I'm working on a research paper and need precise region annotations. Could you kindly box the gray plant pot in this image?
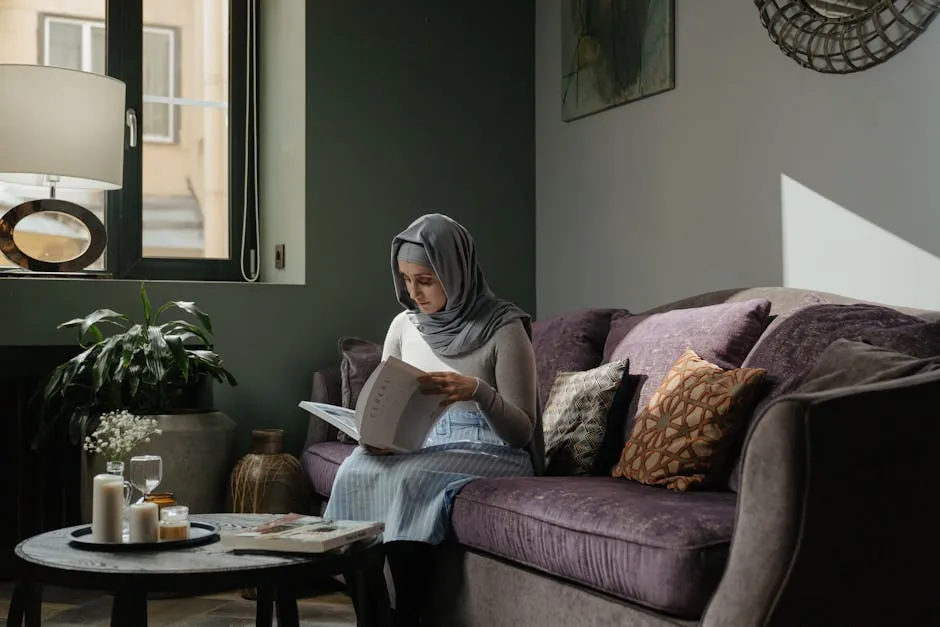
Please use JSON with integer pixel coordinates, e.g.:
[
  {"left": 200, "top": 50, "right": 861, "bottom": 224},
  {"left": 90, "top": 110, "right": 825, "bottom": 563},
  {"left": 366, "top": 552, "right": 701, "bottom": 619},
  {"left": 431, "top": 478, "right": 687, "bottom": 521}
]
[{"left": 81, "top": 411, "right": 236, "bottom": 522}]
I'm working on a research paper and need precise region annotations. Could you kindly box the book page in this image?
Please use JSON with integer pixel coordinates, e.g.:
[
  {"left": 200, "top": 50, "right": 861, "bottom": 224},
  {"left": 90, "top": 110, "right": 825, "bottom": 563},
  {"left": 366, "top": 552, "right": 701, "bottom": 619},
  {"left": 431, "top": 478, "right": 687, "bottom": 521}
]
[
  {"left": 298, "top": 401, "right": 359, "bottom": 441},
  {"left": 393, "top": 392, "right": 446, "bottom": 451},
  {"left": 356, "top": 356, "right": 444, "bottom": 451}
]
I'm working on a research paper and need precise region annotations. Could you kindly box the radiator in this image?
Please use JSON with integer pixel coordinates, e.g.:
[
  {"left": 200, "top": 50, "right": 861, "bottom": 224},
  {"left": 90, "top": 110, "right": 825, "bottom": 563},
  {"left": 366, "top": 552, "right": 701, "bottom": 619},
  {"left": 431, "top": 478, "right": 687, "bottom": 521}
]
[{"left": 0, "top": 346, "right": 82, "bottom": 579}]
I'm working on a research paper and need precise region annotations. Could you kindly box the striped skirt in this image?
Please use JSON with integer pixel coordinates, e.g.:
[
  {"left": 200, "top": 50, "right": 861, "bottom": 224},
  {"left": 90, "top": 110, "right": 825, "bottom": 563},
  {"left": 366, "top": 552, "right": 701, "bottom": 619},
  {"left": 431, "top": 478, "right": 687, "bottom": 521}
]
[{"left": 323, "top": 405, "right": 532, "bottom": 544}]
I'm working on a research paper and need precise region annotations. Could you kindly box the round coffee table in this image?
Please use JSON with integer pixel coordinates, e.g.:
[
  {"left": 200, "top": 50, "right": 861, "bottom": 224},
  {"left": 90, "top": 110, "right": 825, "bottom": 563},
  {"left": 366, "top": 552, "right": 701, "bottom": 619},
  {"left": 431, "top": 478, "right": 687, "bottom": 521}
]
[{"left": 5, "top": 513, "right": 390, "bottom": 627}]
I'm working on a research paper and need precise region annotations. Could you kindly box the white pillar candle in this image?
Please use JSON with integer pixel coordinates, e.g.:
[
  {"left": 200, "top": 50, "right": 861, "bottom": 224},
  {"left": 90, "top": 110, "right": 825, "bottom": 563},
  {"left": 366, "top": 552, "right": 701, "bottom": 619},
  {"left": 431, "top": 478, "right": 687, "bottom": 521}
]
[
  {"left": 91, "top": 473, "right": 125, "bottom": 543},
  {"left": 129, "top": 501, "right": 159, "bottom": 542}
]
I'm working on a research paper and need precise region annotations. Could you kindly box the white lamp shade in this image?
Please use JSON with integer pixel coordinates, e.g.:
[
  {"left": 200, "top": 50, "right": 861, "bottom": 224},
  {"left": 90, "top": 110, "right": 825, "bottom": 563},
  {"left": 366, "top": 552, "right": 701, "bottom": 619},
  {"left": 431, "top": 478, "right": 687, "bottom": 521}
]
[{"left": 0, "top": 64, "right": 126, "bottom": 191}]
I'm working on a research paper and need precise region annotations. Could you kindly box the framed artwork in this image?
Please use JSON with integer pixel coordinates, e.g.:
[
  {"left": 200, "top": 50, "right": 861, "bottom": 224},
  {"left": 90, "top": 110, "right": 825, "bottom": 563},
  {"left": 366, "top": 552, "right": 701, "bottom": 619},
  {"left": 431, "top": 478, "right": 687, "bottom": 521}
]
[{"left": 561, "top": 0, "right": 676, "bottom": 122}]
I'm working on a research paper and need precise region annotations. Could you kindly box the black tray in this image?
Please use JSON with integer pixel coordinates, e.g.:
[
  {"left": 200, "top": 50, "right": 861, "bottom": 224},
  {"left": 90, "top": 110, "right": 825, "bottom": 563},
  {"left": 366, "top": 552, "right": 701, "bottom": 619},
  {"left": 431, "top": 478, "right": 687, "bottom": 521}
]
[{"left": 68, "top": 521, "right": 220, "bottom": 552}]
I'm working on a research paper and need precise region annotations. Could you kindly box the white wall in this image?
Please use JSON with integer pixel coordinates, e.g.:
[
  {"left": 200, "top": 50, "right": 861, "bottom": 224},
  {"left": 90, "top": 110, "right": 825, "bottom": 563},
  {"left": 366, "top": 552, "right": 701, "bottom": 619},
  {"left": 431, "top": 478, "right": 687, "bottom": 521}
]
[
  {"left": 260, "top": 0, "right": 305, "bottom": 284},
  {"left": 536, "top": 1, "right": 940, "bottom": 316},
  {"left": 782, "top": 174, "right": 940, "bottom": 310}
]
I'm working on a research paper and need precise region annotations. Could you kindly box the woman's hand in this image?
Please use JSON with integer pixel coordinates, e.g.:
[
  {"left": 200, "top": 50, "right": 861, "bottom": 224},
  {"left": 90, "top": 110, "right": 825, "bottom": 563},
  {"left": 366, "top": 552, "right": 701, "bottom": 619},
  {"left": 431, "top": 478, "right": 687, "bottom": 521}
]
[{"left": 418, "top": 371, "right": 478, "bottom": 406}]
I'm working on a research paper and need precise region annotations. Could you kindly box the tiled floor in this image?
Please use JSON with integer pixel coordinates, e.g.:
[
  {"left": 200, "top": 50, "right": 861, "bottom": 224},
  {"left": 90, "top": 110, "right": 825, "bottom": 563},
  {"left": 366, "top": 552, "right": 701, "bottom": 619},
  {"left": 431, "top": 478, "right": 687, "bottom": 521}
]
[{"left": 0, "top": 581, "right": 357, "bottom": 626}]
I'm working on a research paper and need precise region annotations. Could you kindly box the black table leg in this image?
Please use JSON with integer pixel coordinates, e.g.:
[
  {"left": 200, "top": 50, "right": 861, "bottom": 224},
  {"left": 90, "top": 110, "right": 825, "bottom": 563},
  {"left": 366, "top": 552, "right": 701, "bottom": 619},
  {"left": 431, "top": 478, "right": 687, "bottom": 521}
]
[
  {"left": 345, "top": 562, "right": 392, "bottom": 627},
  {"left": 24, "top": 581, "right": 41, "bottom": 627},
  {"left": 275, "top": 584, "right": 300, "bottom": 627},
  {"left": 111, "top": 589, "right": 147, "bottom": 626},
  {"left": 255, "top": 583, "right": 275, "bottom": 627},
  {"left": 7, "top": 579, "right": 41, "bottom": 627}
]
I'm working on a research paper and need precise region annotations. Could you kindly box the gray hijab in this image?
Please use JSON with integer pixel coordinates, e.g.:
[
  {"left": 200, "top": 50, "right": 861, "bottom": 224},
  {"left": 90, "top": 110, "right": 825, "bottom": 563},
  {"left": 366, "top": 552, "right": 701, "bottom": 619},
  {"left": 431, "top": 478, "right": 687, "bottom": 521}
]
[{"left": 391, "top": 213, "right": 531, "bottom": 357}]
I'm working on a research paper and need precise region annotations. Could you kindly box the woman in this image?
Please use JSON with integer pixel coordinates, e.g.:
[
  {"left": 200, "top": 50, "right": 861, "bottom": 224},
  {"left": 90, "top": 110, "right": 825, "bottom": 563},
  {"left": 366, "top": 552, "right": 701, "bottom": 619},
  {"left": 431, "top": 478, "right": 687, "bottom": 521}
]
[{"left": 324, "top": 213, "right": 538, "bottom": 626}]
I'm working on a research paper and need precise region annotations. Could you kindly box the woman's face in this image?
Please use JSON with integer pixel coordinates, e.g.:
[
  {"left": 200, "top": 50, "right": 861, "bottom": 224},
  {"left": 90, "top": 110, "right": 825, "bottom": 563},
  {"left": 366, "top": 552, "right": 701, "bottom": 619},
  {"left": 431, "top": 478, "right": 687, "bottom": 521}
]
[{"left": 398, "top": 260, "right": 446, "bottom": 314}]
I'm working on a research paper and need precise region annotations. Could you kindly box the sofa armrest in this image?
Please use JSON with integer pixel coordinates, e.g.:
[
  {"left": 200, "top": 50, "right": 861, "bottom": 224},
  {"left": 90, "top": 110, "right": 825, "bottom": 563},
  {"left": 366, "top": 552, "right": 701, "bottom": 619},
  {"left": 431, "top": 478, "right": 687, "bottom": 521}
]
[
  {"left": 302, "top": 365, "right": 342, "bottom": 451},
  {"left": 702, "top": 369, "right": 940, "bottom": 627}
]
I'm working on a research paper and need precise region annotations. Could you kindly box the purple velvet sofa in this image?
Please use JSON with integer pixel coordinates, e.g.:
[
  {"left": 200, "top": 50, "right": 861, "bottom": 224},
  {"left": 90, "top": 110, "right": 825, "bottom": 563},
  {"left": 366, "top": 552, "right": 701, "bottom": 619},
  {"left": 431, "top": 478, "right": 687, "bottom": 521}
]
[{"left": 301, "top": 287, "right": 940, "bottom": 627}]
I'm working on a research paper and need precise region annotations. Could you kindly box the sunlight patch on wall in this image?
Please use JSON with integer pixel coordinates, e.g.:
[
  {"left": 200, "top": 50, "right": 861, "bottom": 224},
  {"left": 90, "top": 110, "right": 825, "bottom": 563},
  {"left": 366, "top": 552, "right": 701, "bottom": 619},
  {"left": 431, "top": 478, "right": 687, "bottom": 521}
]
[{"left": 781, "top": 174, "right": 940, "bottom": 310}]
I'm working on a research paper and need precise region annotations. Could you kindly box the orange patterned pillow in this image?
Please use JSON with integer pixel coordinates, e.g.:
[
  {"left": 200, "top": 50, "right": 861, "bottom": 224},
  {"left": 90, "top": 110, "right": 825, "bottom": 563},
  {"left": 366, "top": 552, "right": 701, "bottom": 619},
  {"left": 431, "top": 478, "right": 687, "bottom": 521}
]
[{"left": 612, "top": 349, "right": 767, "bottom": 491}]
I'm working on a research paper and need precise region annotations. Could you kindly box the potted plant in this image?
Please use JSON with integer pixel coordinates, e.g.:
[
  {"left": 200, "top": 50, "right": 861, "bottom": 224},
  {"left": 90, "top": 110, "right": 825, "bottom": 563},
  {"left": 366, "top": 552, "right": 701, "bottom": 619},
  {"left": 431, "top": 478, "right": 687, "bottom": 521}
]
[{"left": 39, "top": 283, "right": 239, "bottom": 518}]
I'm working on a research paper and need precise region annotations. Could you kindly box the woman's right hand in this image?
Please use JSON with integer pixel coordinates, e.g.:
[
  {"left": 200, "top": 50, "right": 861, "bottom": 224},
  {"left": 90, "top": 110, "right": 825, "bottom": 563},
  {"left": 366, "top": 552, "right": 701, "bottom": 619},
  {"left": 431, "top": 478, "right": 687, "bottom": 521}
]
[{"left": 363, "top": 444, "right": 396, "bottom": 456}]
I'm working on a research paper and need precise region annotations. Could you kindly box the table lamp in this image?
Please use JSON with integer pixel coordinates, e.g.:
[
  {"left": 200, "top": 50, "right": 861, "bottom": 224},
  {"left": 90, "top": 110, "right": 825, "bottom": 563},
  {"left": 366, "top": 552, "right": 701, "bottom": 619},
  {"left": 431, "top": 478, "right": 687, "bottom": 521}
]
[{"left": 0, "top": 64, "right": 126, "bottom": 272}]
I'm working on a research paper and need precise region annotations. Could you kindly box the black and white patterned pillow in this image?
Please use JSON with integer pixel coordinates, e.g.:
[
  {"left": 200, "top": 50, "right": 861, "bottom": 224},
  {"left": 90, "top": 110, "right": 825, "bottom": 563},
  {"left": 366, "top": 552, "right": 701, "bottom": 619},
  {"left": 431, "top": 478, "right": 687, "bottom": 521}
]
[{"left": 543, "top": 359, "right": 628, "bottom": 476}]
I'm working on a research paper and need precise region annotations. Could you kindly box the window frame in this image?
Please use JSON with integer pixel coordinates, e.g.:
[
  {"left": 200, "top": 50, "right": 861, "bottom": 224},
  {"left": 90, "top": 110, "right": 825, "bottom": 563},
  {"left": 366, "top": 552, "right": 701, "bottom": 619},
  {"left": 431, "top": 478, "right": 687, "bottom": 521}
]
[{"left": 105, "top": 0, "right": 257, "bottom": 282}]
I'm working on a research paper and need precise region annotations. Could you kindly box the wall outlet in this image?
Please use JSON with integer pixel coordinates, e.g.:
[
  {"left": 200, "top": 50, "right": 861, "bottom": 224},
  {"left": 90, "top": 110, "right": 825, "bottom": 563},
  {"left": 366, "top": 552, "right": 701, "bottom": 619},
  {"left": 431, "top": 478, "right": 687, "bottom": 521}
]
[{"left": 274, "top": 244, "right": 285, "bottom": 269}]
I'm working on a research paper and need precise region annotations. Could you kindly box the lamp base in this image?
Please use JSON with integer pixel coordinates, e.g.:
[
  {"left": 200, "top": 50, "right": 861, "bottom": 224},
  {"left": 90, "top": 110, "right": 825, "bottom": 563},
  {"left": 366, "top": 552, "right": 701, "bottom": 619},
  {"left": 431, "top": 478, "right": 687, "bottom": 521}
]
[{"left": 0, "top": 198, "right": 107, "bottom": 272}]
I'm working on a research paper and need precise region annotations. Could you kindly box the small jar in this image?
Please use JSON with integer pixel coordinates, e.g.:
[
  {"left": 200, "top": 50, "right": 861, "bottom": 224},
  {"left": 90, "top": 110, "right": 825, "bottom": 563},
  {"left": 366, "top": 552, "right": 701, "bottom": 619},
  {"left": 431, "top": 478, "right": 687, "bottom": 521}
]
[
  {"left": 159, "top": 505, "right": 190, "bottom": 541},
  {"left": 144, "top": 492, "right": 176, "bottom": 511}
]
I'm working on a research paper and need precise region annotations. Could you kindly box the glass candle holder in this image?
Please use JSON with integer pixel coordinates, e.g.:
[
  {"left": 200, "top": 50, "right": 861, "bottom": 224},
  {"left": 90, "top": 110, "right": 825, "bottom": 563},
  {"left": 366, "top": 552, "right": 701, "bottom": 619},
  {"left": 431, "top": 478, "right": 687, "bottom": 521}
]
[{"left": 159, "top": 505, "right": 190, "bottom": 541}]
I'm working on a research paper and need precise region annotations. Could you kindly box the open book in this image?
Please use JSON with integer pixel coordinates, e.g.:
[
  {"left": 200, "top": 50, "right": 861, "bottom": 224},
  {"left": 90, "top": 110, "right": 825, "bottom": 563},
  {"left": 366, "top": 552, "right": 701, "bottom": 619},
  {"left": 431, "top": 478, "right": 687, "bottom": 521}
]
[
  {"left": 220, "top": 514, "right": 384, "bottom": 554},
  {"left": 299, "top": 356, "right": 447, "bottom": 453}
]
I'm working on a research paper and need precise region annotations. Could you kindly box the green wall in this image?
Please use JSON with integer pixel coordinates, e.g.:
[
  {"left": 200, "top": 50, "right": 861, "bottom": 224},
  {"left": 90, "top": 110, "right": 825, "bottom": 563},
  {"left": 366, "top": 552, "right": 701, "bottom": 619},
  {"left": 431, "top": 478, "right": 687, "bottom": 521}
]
[{"left": 0, "top": 0, "right": 535, "bottom": 457}]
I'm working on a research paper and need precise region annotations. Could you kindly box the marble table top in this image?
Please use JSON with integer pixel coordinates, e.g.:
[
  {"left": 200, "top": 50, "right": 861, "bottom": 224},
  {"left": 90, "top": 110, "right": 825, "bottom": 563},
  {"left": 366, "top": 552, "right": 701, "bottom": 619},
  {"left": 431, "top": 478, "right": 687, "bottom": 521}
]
[{"left": 14, "top": 513, "right": 346, "bottom": 576}]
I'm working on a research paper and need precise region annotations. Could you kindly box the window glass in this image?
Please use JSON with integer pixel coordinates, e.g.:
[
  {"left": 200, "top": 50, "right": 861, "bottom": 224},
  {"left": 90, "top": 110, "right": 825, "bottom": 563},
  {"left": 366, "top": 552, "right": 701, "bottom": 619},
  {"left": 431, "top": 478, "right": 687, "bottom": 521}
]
[{"left": 142, "top": 0, "right": 229, "bottom": 260}]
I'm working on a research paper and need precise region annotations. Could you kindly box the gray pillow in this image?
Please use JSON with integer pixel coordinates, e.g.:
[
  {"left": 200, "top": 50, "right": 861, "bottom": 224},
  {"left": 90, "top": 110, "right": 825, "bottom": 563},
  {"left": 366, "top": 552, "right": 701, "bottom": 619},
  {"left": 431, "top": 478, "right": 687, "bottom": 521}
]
[
  {"left": 798, "top": 338, "right": 940, "bottom": 393},
  {"left": 338, "top": 337, "right": 382, "bottom": 444},
  {"left": 338, "top": 336, "right": 382, "bottom": 408}
]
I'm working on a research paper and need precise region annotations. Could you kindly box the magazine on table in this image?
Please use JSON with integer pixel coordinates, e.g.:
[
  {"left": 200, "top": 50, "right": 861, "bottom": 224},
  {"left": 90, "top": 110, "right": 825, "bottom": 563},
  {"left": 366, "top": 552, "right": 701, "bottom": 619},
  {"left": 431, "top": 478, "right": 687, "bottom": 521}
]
[
  {"left": 220, "top": 514, "right": 384, "bottom": 554},
  {"left": 299, "top": 355, "right": 446, "bottom": 453}
]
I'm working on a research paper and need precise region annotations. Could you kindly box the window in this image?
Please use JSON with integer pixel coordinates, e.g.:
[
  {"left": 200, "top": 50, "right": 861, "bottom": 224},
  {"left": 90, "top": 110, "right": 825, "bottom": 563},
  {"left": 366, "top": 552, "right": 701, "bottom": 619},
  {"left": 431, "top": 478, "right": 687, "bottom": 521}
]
[
  {"left": 0, "top": 0, "right": 258, "bottom": 281},
  {"left": 44, "top": 17, "right": 106, "bottom": 74},
  {"left": 43, "top": 17, "right": 177, "bottom": 143}
]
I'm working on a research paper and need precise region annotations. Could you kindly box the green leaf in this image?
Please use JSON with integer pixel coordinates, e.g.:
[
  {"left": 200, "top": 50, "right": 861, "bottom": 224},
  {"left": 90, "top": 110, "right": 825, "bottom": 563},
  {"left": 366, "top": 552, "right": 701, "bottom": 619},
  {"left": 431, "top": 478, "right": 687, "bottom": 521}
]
[
  {"left": 188, "top": 350, "right": 238, "bottom": 386},
  {"left": 141, "top": 282, "right": 153, "bottom": 326},
  {"left": 59, "top": 346, "right": 97, "bottom": 393},
  {"left": 128, "top": 363, "right": 141, "bottom": 399},
  {"left": 92, "top": 337, "right": 121, "bottom": 395},
  {"left": 116, "top": 338, "right": 135, "bottom": 383},
  {"left": 42, "top": 362, "right": 68, "bottom": 401},
  {"left": 57, "top": 317, "right": 85, "bottom": 329},
  {"left": 68, "top": 408, "right": 92, "bottom": 445},
  {"left": 58, "top": 309, "right": 129, "bottom": 347},
  {"left": 166, "top": 336, "right": 190, "bottom": 379},
  {"left": 155, "top": 301, "right": 213, "bottom": 334},
  {"left": 146, "top": 326, "right": 169, "bottom": 382},
  {"left": 160, "top": 321, "right": 211, "bottom": 347},
  {"left": 115, "top": 324, "right": 145, "bottom": 383},
  {"left": 189, "top": 349, "right": 222, "bottom": 368}
]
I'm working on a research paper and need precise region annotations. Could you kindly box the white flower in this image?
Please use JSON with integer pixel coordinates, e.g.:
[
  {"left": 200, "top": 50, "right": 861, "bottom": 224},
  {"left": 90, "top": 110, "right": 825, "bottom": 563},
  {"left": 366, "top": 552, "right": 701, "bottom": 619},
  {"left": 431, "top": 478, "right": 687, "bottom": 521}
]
[{"left": 82, "top": 410, "right": 163, "bottom": 462}]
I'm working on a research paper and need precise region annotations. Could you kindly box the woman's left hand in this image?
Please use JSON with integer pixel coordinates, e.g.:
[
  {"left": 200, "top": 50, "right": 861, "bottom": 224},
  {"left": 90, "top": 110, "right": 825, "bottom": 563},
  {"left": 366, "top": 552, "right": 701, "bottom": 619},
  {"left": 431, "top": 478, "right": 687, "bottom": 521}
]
[{"left": 418, "top": 371, "right": 478, "bottom": 406}]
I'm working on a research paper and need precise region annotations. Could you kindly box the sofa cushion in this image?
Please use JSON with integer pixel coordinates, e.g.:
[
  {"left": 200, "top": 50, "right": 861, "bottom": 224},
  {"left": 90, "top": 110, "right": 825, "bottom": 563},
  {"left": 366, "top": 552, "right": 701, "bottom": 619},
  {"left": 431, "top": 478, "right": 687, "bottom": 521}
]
[
  {"left": 603, "top": 299, "right": 772, "bottom": 435},
  {"left": 532, "top": 308, "right": 623, "bottom": 409},
  {"left": 339, "top": 336, "right": 383, "bottom": 409},
  {"left": 301, "top": 441, "right": 356, "bottom": 498},
  {"left": 450, "top": 476, "right": 736, "bottom": 618},
  {"left": 798, "top": 339, "right": 940, "bottom": 393},
  {"left": 728, "top": 303, "right": 940, "bottom": 491},
  {"left": 542, "top": 360, "right": 628, "bottom": 476},
  {"left": 613, "top": 349, "right": 767, "bottom": 491}
]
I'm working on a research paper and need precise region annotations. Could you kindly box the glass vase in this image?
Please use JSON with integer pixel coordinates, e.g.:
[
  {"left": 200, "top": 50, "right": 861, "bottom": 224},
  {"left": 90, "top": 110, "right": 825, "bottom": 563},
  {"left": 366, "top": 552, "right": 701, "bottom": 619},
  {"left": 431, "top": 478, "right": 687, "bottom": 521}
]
[{"left": 105, "top": 460, "right": 132, "bottom": 540}]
